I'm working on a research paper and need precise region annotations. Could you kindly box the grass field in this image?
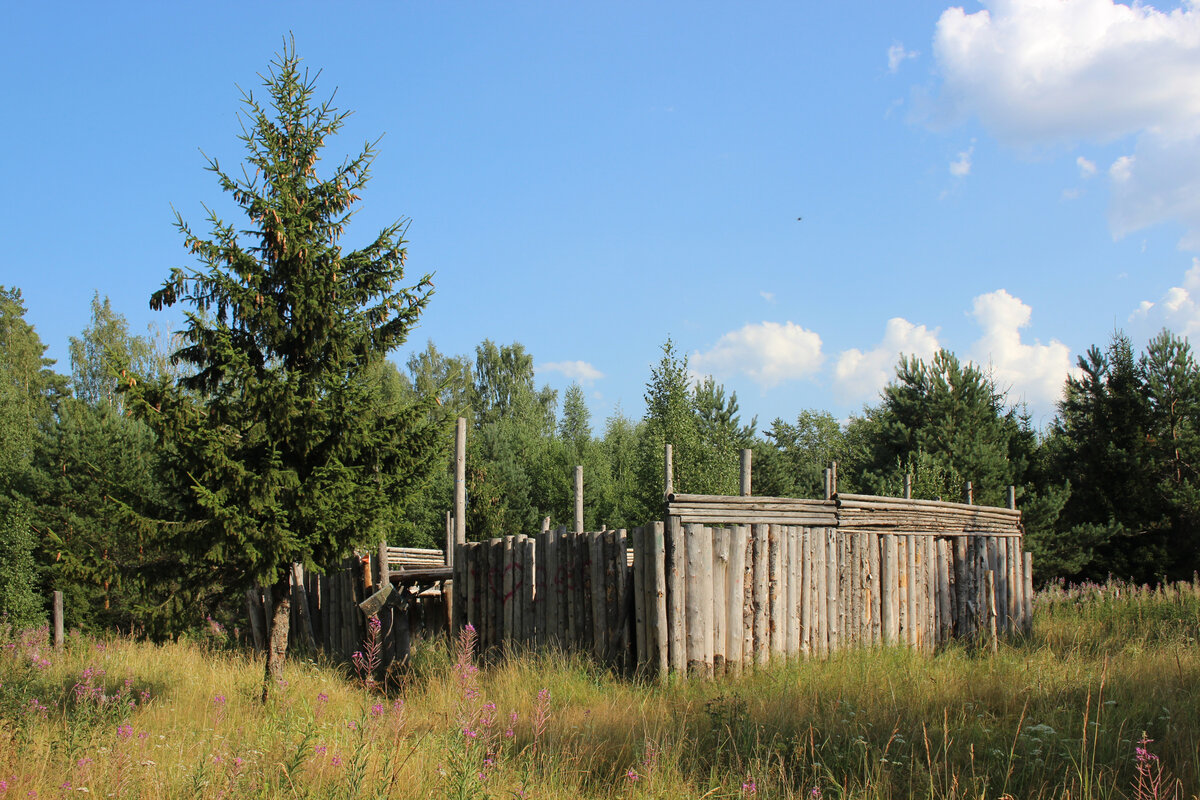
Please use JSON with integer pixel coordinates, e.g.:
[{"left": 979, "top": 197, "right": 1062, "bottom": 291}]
[{"left": 1, "top": 579, "right": 1197, "bottom": 799}]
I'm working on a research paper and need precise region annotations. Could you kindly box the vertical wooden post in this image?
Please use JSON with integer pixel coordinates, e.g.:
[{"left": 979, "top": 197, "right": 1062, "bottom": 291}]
[
  {"left": 768, "top": 525, "right": 783, "bottom": 657},
  {"left": 712, "top": 528, "right": 729, "bottom": 676},
  {"left": 649, "top": 521, "right": 669, "bottom": 679},
  {"left": 726, "top": 525, "right": 748, "bottom": 675},
  {"left": 739, "top": 449, "right": 752, "bottom": 497},
  {"left": 664, "top": 444, "right": 674, "bottom": 499},
  {"left": 825, "top": 528, "right": 838, "bottom": 653},
  {"left": 445, "top": 512, "right": 454, "bottom": 568},
  {"left": 1022, "top": 551, "right": 1034, "bottom": 634},
  {"left": 936, "top": 539, "right": 951, "bottom": 647},
  {"left": 1007, "top": 485, "right": 1016, "bottom": 511},
  {"left": 965, "top": 481, "right": 974, "bottom": 505},
  {"left": 632, "top": 527, "right": 648, "bottom": 669},
  {"left": 685, "top": 523, "right": 706, "bottom": 676},
  {"left": 868, "top": 532, "right": 881, "bottom": 645},
  {"left": 752, "top": 523, "right": 769, "bottom": 665},
  {"left": 986, "top": 570, "right": 998, "bottom": 654},
  {"left": 574, "top": 466, "right": 584, "bottom": 535},
  {"left": 830, "top": 461, "right": 838, "bottom": 496},
  {"left": 904, "top": 473, "right": 912, "bottom": 500},
  {"left": 454, "top": 417, "right": 467, "bottom": 547},
  {"left": 292, "top": 563, "right": 317, "bottom": 653},
  {"left": 786, "top": 528, "right": 799, "bottom": 657},
  {"left": 666, "top": 516, "right": 686, "bottom": 674},
  {"left": 882, "top": 535, "right": 897, "bottom": 644},
  {"left": 52, "top": 591, "right": 64, "bottom": 649},
  {"left": 824, "top": 468, "right": 832, "bottom": 500}
]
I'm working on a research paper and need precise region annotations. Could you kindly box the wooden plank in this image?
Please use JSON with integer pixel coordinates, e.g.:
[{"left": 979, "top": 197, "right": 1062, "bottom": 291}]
[
  {"left": 740, "top": 449, "right": 752, "bottom": 496},
  {"left": 534, "top": 532, "right": 547, "bottom": 646},
  {"left": 574, "top": 466, "right": 584, "bottom": 534},
  {"left": 685, "top": 523, "right": 706, "bottom": 676},
  {"left": 590, "top": 531, "right": 606, "bottom": 661},
  {"left": 648, "top": 522, "right": 669, "bottom": 678},
  {"left": 835, "top": 494, "right": 1022, "bottom": 517},
  {"left": 503, "top": 536, "right": 516, "bottom": 648},
  {"left": 632, "top": 526, "right": 648, "bottom": 669},
  {"left": 606, "top": 531, "right": 622, "bottom": 663},
  {"left": 712, "top": 527, "right": 729, "bottom": 677},
  {"left": 667, "top": 516, "right": 686, "bottom": 674},
  {"left": 769, "top": 524, "right": 784, "bottom": 657},
  {"left": 674, "top": 509, "right": 839, "bottom": 526},
  {"left": 925, "top": 535, "right": 936, "bottom": 653},
  {"left": 996, "top": 536, "right": 1009, "bottom": 634},
  {"left": 900, "top": 535, "right": 912, "bottom": 648},
  {"left": 825, "top": 528, "right": 838, "bottom": 653},
  {"left": 1023, "top": 550, "right": 1034, "bottom": 634},
  {"left": 523, "top": 537, "right": 537, "bottom": 644},
  {"left": 668, "top": 492, "right": 836, "bottom": 510},
  {"left": 726, "top": 525, "right": 748, "bottom": 676},
  {"left": 700, "top": 525, "right": 714, "bottom": 677},
  {"left": 936, "top": 538, "right": 951, "bottom": 647},
  {"left": 986, "top": 570, "right": 998, "bottom": 654},
  {"left": 880, "top": 534, "right": 895, "bottom": 645},
  {"left": 742, "top": 527, "right": 754, "bottom": 664},
  {"left": 800, "top": 528, "right": 812, "bottom": 658},
  {"left": 786, "top": 527, "right": 799, "bottom": 657},
  {"left": 1006, "top": 536, "right": 1019, "bottom": 633},
  {"left": 868, "top": 532, "right": 881, "bottom": 645},
  {"left": 849, "top": 532, "right": 862, "bottom": 646},
  {"left": 454, "top": 418, "right": 466, "bottom": 546},
  {"left": 752, "top": 523, "right": 769, "bottom": 665},
  {"left": 619, "top": 534, "right": 638, "bottom": 671}
]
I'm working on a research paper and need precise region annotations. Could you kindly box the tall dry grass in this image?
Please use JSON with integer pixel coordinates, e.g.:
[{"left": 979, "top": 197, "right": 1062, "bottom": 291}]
[{"left": 0, "top": 578, "right": 1197, "bottom": 798}]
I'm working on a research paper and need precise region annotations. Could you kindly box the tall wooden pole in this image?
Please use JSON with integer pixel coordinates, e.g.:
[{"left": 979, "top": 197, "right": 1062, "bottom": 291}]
[
  {"left": 904, "top": 473, "right": 912, "bottom": 500},
  {"left": 52, "top": 591, "right": 64, "bottom": 649},
  {"left": 739, "top": 449, "right": 752, "bottom": 497},
  {"left": 1007, "top": 485, "right": 1016, "bottom": 510},
  {"left": 574, "top": 465, "right": 584, "bottom": 534},
  {"left": 965, "top": 481, "right": 973, "bottom": 505},
  {"left": 830, "top": 461, "right": 838, "bottom": 496},
  {"left": 454, "top": 417, "right": 467, "bottom": 546},
  {"left": 664, "top": 444, "right": 674, "bottom": 500}
]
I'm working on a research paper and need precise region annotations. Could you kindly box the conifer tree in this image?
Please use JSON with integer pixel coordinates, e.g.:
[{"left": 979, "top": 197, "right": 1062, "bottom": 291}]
[{"left": 126, "top": 43, "right": 438, "bottom": 699}]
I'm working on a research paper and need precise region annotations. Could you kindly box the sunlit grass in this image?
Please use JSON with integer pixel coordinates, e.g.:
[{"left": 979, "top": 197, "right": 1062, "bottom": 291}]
[{"left": 1, "top": 578, "right": 1197, "bottom": 798}]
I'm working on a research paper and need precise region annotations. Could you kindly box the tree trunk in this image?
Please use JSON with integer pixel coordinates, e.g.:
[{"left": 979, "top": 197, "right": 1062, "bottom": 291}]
[{"left": 262, "top": 572, "right": 292, "bottom": 703}]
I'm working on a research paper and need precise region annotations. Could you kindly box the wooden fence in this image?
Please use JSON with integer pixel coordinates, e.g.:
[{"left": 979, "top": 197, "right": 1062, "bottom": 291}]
[{"left": 451, "top": 491, "right": 1032, "bottom": 677}]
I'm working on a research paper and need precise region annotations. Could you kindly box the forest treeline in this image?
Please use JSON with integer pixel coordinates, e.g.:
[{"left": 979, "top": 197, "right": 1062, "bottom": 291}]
[{"left": 2, "top": 285, "right": 1199, "bottom": 635}]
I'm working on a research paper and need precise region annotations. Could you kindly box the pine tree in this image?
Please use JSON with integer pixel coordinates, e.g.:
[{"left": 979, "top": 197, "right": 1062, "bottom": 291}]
[{"left": 125, "top": 43, "right": 439, "bottom": 700}]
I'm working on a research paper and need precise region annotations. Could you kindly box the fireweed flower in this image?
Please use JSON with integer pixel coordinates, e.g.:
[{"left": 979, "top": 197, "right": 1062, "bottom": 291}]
[
  {"left": 371, "top": 703, "right": 384, "bottom": 717},
  {"left": 742, "top": 776, "right": 757, "bottom": 795},
  {"left": 626, "top": 769, "right": 640, "bottom": 782}
]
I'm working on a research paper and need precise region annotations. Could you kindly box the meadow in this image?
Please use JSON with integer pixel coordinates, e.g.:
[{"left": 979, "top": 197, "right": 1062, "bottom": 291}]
[{"left": 0, "top": 580, "right": 1197, "bottom": 799}]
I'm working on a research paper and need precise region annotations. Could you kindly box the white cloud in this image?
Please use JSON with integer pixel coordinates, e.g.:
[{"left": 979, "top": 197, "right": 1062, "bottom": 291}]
[
  {"left": 538, "top": 360, "right": 605, "bottom": 384},
  {"left": 888, "top": 42, "right": 919, "bottom": 73},
  {"left": 1131, "top": 257, "right": 1200, "bottom": 336},
  {"left": 760, "top": 290, "right": 776, "bottom": 304},
  {"left": 931, "top": 0, "right": 1200, "bottom": 247},
  {"left": 834, "top": 317, "right": 941, "bottom": 401},
  {"left": 950, "top": 145, "right": 974, "bottom": 177},
  {"left": 969, "top": 289, "right": 1078, "bottom": 409},
  {"left": 1110, "top": 155, "right": 1135, "bottom": 183},
  {"left": 691, "top": 321, "right": 824, "bottom": 389},
  {"left": 1077, "top": 156, "right": 1097, "bottom": 178}
]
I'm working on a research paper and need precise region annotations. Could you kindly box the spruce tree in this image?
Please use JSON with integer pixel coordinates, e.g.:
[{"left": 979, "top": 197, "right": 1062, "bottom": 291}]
[{"left": 126, "top": 43, "right": 438, "bottom": 699}]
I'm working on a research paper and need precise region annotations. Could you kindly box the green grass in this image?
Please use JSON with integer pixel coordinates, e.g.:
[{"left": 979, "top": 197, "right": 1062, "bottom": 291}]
[{"left": 1, "top": 579, "right": 1198, "bottom": 798}]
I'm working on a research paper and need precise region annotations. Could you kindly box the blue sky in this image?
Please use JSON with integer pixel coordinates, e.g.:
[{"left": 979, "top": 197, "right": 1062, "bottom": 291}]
[{"left": 5, "top": 1, "right": 1200, "bottom": 432}]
